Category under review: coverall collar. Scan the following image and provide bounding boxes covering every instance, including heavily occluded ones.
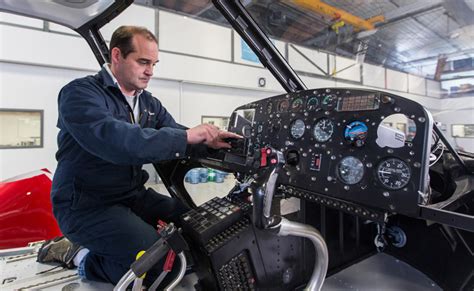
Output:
[101,63,143,97]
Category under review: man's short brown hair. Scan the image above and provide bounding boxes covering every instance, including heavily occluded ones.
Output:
[109,26,158,58]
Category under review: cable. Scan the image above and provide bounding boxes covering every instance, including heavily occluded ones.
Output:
[431,130,440,153]
[429,145,445,167]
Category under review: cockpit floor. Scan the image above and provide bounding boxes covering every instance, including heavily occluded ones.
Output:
[1,246,440,290]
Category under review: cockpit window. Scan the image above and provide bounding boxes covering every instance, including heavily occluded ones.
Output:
[143,0,474,154]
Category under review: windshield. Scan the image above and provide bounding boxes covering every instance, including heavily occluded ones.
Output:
[151,0,474,154]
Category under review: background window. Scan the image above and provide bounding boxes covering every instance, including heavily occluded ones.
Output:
[0,109,43,149]
[452,124,474,138]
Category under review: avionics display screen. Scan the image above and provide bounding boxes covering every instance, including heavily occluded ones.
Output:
[337,94,380,112]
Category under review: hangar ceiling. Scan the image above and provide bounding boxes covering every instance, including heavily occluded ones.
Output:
[138,0,474,81]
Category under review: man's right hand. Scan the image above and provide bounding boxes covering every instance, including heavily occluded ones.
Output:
[186,124,242,149]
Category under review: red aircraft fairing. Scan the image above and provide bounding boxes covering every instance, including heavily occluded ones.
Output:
[0,169,62,249]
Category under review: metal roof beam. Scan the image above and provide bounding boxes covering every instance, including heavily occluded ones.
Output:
[383,0,443,23]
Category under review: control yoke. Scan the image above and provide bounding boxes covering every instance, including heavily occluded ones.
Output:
[250,147,329,291]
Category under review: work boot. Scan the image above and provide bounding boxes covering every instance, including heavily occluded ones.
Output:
[36,236,83,269]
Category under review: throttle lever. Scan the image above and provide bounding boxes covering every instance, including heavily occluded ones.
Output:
[250,147,285,229]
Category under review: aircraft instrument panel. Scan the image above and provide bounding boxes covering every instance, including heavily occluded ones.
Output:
[225,88,433,219]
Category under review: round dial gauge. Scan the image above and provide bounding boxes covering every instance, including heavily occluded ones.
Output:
[377,158,411,190]
[345,121,368,147]
[321,94,337,111]
[290,119,305,139]
[266,101,273,114]
[278,100,290,112]
[291,98,304,111]
[313,118,334,142]
[337,156,364,185]
[306,97,319,111]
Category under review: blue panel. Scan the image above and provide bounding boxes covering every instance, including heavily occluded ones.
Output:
[241,38,261,64]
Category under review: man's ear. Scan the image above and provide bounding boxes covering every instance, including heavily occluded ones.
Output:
[110,47,121,64]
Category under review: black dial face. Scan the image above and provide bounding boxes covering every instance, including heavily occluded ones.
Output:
[321,94,337,111]
[306,97,319,111]
[337,156,364,185]
[377,158,411,190]
[278,100,290,112]
[313,118,334,142]
[266,101,273,114]
[290,119,305,139]
[291,98,304,112]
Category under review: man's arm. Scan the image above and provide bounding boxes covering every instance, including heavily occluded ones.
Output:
[151,98,241,157]
[59,82,188,165]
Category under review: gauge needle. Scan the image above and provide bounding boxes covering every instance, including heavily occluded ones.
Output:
[379,171,392,174]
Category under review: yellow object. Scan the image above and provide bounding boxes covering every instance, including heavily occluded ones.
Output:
[331,20,345,34]
[291,0,385,31]
[136,250,146,279]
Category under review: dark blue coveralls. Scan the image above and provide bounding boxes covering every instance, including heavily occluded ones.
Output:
[51,66,207,284]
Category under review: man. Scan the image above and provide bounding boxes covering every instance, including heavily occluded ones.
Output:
[37,26,240,285]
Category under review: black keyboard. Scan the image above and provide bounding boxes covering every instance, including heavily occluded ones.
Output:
[181,197,243,244]
[217,251,256,290]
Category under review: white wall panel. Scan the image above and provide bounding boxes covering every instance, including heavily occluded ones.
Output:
[329,56,361,82]
[408,74,426,95]
[301,76,336,89]
[289,45,327,76]
[159,11,231,62]
[363,63,385,88]
[146,79,181,122]
[427,79,442,98]
[0,25,97,71]
[49,22,79,36]
[0,12,43,28]
[434,108,474,152]
[386,69,408,92]
[180,83,274,127]
[100,4,155,41]
[158,51,284,92]
[274,40,286,57]
[0,63,92,180]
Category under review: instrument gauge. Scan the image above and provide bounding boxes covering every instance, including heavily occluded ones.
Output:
[313,118,334,142]
[278,100,290,112]
[337,156,364,185]
[377,158,411,190]
[306,97,319,111]
[321,94,337,111]
[266,101,273,114]
[290,119,305,139]
[345,121,368,146]
[291,98,304,112]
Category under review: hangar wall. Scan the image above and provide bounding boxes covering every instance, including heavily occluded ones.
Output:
[0,4,471,180]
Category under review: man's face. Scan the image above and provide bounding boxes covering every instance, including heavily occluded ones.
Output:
[112,34,159,94]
